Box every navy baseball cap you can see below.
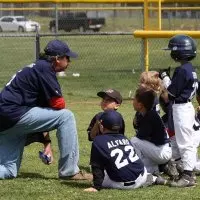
[97,89,122,104]
[44,39,78,58]
[99,110,123,131]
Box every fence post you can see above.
[55,3,58,37]
[35,25,40,60]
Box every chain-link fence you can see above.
[0,2,200,99]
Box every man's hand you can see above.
[84,187,98,192]
[159,67,171,80]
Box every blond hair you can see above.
[139,71,163,93]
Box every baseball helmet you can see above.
[164,34,197,61]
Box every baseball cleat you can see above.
[163,160,179,179]
[169,173,196,187]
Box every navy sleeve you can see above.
[90,143,105,190]
[167,68,186,98]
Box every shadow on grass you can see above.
[18,166,91,180]
[60,180,91,188]
[18,172,58,180]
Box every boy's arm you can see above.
[84,142,105,192]
[87,113,102,141]
[90,165,105,191]
[89,121,101,141]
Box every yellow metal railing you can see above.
[0,0,199,3]
[134,30,200,39]
[133,0,200,71]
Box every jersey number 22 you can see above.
[110,145,139,169]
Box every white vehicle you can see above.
[0,16,41,32]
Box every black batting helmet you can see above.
[164,34,197,61]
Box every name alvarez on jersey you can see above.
[107,138,129,149]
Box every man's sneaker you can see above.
[59,171,93,181]
[163,160,179,179]
[170,173,196,187]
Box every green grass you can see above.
[1,99,200,200]
[1,34,200,199]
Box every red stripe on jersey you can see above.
[49,97,65,109]
[166,128,175,137]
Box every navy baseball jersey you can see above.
[87,111,125,141]
[135,110,169,145]
[167,63,198,103]
[133,96,159,129]
[0,59,62,131]
[90,134,144,189]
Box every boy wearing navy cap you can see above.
[87,88,125,141]
[84,110,147,192]
[0,39,90,180]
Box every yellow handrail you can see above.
[134,30,200,38]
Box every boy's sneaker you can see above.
[142,174,154,187]
[170,173,196,187]
[153,171,168,185]
[59,171,93,181]
[163,160,179,179]
[143,172,168,187]
[155,175,168,185]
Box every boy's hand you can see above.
[159,67,171,80]
[89,121,100,140]
[84,187,98,192]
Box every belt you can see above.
[124,181,135,186]
[174,100,191,104]
[123,170,145,186]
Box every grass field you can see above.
[1,34,200,199]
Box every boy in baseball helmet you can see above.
[159,34,198,187]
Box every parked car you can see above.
[0,16,41,32]
[49,12,105,32]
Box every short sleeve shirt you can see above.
[0,59,62,131]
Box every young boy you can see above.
[130,87,172,174]
[87,89,124,141]
[159,34,198,187]
[84,110,147,192]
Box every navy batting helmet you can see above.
[164,34,197,61]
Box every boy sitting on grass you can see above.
[131,87,172,174]
[87,89,124,141]
[84,110,148,192]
